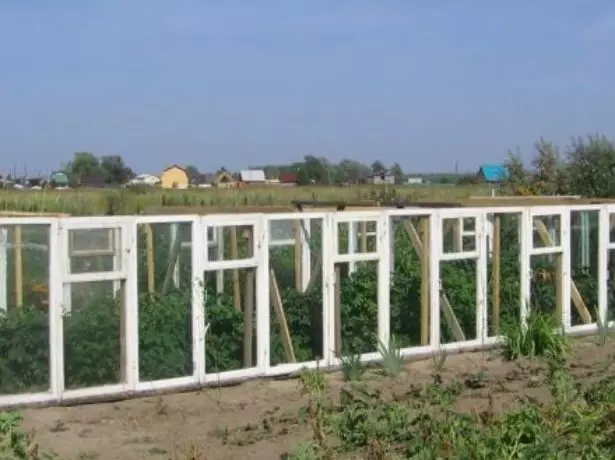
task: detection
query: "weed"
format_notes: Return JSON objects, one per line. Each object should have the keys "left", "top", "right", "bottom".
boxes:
{"left": 298, "top": 368, "right": 333, "bottom": 459}
{"left": 0, "top": 411, "right": 55, "bottom": 459}
{"left": 501, "top": 311, "right": 569, "bottom": 362}
{"left": 377, "top": 336, "right": 404, "bottom": 377}
{"left": 595, "top": 307, "right": 615, "bottom": 346}
{"left": 338, "top": 353, "right": 365, "bottom": 382}
{"left": 431, "top": 347, "right": 448, "bottom": 373}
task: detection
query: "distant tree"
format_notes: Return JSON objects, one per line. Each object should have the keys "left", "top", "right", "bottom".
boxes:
{"left": 184, "top": 165, "right": 200, "bottom": 182}
{"left": 303, "top": 155, "right": 329, "bottom": 184}
{"left": 389, "top": 163, "right": 404, "bottom": 184}
{"left": 100, "top": 155, "right": 135, "bottom": 185}
{"left": 566, "top": 135, "right": 615, "bottom": 198}
{"left": 371, "top": 160, "right": 387, "bottom": 175}
{"left": 296, "top": 167, "right": 310, "bottom": 186}
{"left": 457, "top": 174, "right": 480, "bottom": 185}
{"left": 339, "top": 159, "right": 370, "bottom": 184}
{"left": 67, "top": 152, "right": 102, "bottom": 186}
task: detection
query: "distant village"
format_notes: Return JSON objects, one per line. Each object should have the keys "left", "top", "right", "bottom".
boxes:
{"left": 0, "top": 163, "right": 508, "bottom": 190}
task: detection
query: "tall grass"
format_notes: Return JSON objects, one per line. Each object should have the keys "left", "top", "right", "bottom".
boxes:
{"left": 0, "top": 185, "right": 489, "bottom": 216}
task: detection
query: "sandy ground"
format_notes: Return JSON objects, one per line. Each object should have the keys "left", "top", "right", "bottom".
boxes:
{"left": 18, "top": 337, "right": 615, "bottom": 459}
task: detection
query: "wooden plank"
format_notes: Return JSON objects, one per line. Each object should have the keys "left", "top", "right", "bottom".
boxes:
{"left": 534, "top": 219, "right": 592, "bottom": 324}
{"left": 270, "top": 269, "right": 296, "bottom": 362}
{"left": 420, "top": 217, "right": 430, "bottom": 345}
{"left": 492, "top": 216, "right": 501, "bottom": 335}
{"left": 230, "top": 227, "right": 241, "bottom": 311}
{"left": 144, "top": 224, "right": 155, "bottom": 293}
{"left": 402, "top": 220, "right": 466, "bottom": 342}
{"left": 334, "top": 265, "right": 342, "bottom": 355}
{"left": 118, "top": 282, "right": 127, "bottom": 384}
{"left": 14, "top": 226, "right": 23, "bottom": 308}
{"left": 293, "top": 221, "right": 302, "bottom": 291}
{"left": 359, "top": 221, "right": 368, "bottom": 253}
{"left": 243, "top": 230, "right": 254, "bottom": 367}
{"left": 160, "top": 231, "right": 182, "bottom": 295}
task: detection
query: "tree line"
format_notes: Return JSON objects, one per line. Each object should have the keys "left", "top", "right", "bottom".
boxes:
{"left": 503, "top": 134, "right": 615, "bottom": 198}
{"left": 7, "top": 133, "right": 613, "bottom": 190}
{"left": 9, "top": 152, "right": 447, "bottom": 187}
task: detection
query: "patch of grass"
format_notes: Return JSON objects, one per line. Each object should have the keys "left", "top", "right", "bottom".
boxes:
{"left": 338, "top": 354, "right": 365, "bottom": 382}
{"left": 500, "top": 311, "right": 569, "bottom": 362}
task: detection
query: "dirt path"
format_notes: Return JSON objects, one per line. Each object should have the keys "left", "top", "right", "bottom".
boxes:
{"left": 18, "top": 338, "right": 615, "bottom": 459}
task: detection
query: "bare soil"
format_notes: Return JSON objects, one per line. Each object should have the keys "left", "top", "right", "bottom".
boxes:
{"left": 19, "top": 338, "right": 615, "bottom": 460}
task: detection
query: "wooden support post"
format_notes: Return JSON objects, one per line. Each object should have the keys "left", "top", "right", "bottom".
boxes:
{"left": 402, "top": 220, "right": 466, "bottom": 342}
{"left": 334, "top": 265, "right": 342, "bottom": 355}
{"left": 420, "top": 218, "right": 430, "bottom": 345}
{"left": 230, "top": 227, "right": 241, "bottom": 311}
{"left": 492, "top": 215, "right": 501, "bottom": 335}
{"left": 360, "top": 221, "right": 368, "bottom": 253}
{"left": 118, "top": 282, "right": 127, "bottom": 383}
{"left": 216, "top": 227, "right": 224, "bottom": 294}
{"left": 294, "top": 221, "right": 302, "bottom": 291}
{"left": 348, "top": 221, "right": 357, "bottom": 274}
{"left": 453, "top": 218, "right": 463, "bottom": 251}
{"left": 0, "top": 227, "right": 7, "bottom": 312}
{"left": 243, "top": 229, "right": 254, "bottom": 367}
{"left": 144, "top": 224, "right": 155, "bottom": 293}
{"left": 299, "top": 219, "right": 311, "bottom": 292}
{"left": 270, "top": 269, "right": 296, "bottom": 362}
{"left": 534, "top": 220, "right": 592, "bottom": 324}
{"left": 14, "top": 225, "right": 23, "bottom": 308}
{"left": 169, "top": 224, "right": 180, "bottom": 288}
{"left": 161, "top": 232, "right": 182, "bottom": 295}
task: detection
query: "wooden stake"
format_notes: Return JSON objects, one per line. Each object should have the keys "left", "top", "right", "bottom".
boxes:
{"left": 492, "top": 216, "right": 501, "bottom": 335}
{"left": 118, "top": 282, "right": 127, "bottom": 383}
{"left": 420, "top": 217, "right": 430, "bottom": 345}
{"left": 243, "top": 228, "right": 254, "bottom": 367}
{"left": 270, "top": 269, "right": 296, "bottom": 362}
{"left": 14, "top": 226, "right": 23, "bottom": 308}
{"left": 334, "top": 265, "right": 342, "bottom": 355}
{"left": 161, "top": 231, "right": 182, "bottom": 295}
{"left": 294, "top": 221, "right": 302, "bottom": 291}
{"left": 360, "top": 221, "right": 368, "bottom": 252}
{"left": 144, "top": 224, "right": 155, "bottom": 293}
{"left": 230, "top": 227, "right": 241, "bottom": 311}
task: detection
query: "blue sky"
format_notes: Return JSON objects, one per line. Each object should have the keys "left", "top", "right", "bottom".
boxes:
{"left": 1, "top": 1, "right": 614, "bottom": 175}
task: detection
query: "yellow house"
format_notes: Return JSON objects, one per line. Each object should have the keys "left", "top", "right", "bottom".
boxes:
{"left": 160, "top": 165, "right": 189, "bottom": 189}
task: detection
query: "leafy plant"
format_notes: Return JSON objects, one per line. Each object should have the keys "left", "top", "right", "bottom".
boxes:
{"left": 0, "top": 412, "right": 54, "bottom": 459}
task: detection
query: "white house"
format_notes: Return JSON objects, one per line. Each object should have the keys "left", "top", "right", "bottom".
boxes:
{"left": 240, "top": 169, "right": 266, "bottom": 183}
{"left": 129, "top": 174, "right": 160, "bottom": 186}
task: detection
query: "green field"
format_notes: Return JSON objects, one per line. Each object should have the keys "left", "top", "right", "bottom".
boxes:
{"left": 0, "top": 184, "right": 492, "bottom": 215}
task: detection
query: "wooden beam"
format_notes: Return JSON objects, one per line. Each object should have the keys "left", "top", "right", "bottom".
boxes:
{"left": 420, "top": 217, "right": 430, "bottom": 345}
{"left": 293, "top": 221, "right": 302, "bottom": 291}
{"left": 14, "top": 226, "right": 23, "bottom": 308}
{"left": 334, "top": 265, "right": 342, "bottom": 355}
{"left": 144, "top": 224, "right": 155, "bottom": 293}
{"left": 492, "top": 216, "right": 501, "bottom": 335}
{"left": 160, "top": 231, "right": 182, "bottom": 295}
{"left": 230, "top": 227, "right": 241, "bottom": 311}
{"left": 359, "top": 221, "right": 368, "bottom": 253}
{"left": 243, "top": 229, "right": 254, "bottom": 367}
